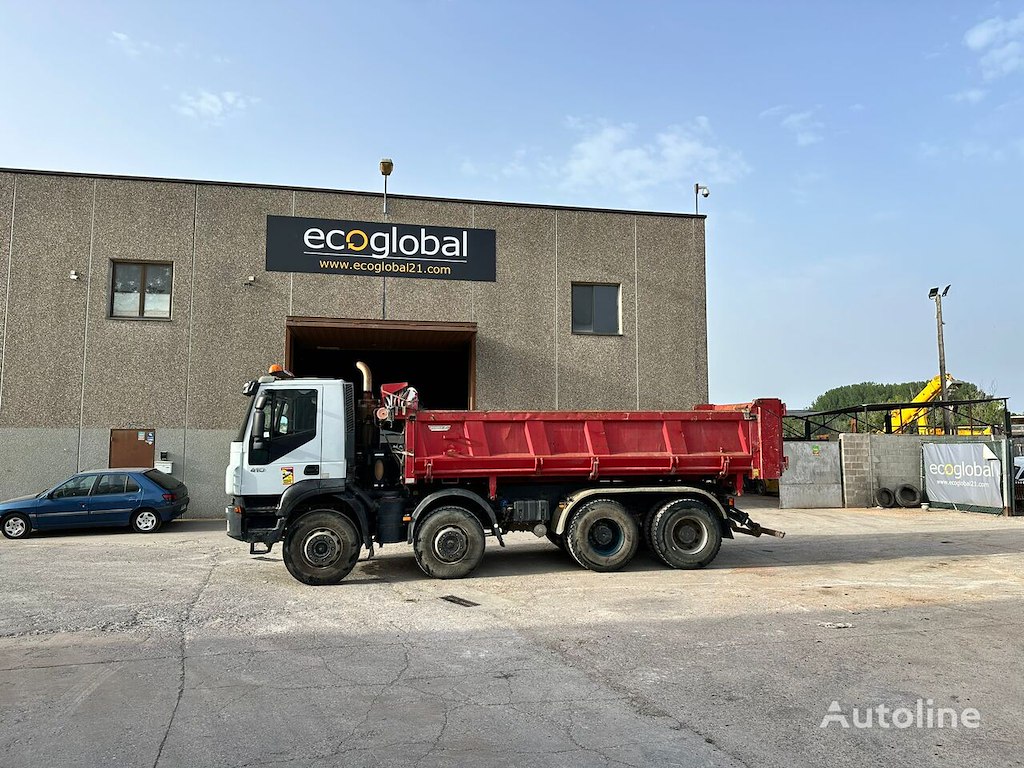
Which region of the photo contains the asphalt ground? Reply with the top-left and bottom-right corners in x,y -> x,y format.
1,499 -> 1023,767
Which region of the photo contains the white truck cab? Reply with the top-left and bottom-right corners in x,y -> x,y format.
226,376 -> 353,498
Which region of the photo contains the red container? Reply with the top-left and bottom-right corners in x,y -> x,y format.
400,399 -> 785,496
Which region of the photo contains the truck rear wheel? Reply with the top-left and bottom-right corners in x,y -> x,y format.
648,499 -> 722,569
413,506 -> 486,579
283,510 -> 361,586
565,499 -> 638,572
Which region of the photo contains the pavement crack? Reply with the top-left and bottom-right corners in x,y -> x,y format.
151,553 -> 217,768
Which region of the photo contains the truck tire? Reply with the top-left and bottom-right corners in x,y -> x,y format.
896,484 -> 922,508
546,531 -> 567,552
875,487 -> 896,508
413,506 -> 486,579
283,510 -> 361,586
648,499 -> 722,570
565,499 -> 638,572
642,503 -> 660,552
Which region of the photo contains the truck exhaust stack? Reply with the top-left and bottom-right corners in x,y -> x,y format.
355,361 -> 373,395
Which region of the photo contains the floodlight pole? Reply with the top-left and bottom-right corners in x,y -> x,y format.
931,287 -> 952,434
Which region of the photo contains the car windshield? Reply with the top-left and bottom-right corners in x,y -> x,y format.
144,469 -> 182,491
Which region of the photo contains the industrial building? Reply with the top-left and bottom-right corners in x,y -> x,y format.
0,168 -> 708,515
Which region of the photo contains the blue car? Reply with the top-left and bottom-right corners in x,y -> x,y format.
0,469 -> 189,539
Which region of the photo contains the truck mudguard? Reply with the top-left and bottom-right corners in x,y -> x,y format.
279,479 -> 373,548
407,488 -> 503,545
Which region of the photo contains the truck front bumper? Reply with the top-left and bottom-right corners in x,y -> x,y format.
225,502 -> 286,553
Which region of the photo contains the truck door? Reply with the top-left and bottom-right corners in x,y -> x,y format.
245,386 -> 324,495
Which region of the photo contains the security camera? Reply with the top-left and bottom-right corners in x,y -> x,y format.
700,187 -> 710,198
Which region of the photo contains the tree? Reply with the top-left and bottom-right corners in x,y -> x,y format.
795,379 -> 1005,436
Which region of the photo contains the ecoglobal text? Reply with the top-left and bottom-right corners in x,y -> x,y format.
303,226 -> 470,261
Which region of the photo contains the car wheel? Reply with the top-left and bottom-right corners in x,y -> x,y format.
1,512 -> 31,540
131,508 -> 162,533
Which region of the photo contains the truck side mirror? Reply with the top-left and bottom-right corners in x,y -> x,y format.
251,409 -> 267,452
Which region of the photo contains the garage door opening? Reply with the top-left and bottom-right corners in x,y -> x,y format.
286,318 -> 476,410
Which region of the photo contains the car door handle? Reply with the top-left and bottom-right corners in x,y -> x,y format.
303,465 -> 320,476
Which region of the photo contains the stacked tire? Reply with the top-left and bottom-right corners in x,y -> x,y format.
875,484 -> 923,508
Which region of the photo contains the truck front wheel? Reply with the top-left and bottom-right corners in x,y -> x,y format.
565,499 -> 639,572
413,506 -> 486,579
648,499 -> 722,569
283,510 -> 362,586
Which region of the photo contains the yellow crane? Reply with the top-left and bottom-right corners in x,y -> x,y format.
888,374 -> 991,435
889,374 -> 956,433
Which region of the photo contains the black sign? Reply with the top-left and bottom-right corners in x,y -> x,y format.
266,216 -> 496,282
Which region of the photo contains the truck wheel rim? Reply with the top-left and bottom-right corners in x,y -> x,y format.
136,512 -> 157,531
433,526 -> 469,563
304,529 -> 342,567
4,518 -> 24,537
671,517 -> 708,554
588,519 -> 623,557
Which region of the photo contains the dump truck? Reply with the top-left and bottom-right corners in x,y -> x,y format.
226,364 -> 786,585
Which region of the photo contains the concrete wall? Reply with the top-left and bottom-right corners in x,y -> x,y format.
0,169 -> 708,516
840,433 -> 1007,508
780,442 -> 843,508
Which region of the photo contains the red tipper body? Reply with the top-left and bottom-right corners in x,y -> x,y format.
400,399 -> 786,497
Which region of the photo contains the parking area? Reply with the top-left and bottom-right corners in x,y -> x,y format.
1,502 -> 1023,768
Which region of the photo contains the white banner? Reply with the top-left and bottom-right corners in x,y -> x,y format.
922,443 -> 1003,509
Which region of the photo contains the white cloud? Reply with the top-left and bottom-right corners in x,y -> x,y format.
758,104 -> 788,119
964,13 -> 1024,51
980,40 -> 1024,79
560,117 -> 750,195
109,31 -> 160,57
174,90 -> 258,125
917,139 -> 1004,162
949,88 -> 987,104
759,105 -> 825,146
963,13 -> 1024,79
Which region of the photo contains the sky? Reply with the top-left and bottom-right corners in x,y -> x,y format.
1,1 -> 1022,411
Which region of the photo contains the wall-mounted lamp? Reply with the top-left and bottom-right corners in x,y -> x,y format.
380,157 -> 394,216
694,183 -> 710,214
244,274 -> 256,287
69,270 -> 79,281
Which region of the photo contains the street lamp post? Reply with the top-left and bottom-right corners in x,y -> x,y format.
929,285 -> 952,434
380,158 -> 394,319
380,158 -> 394,216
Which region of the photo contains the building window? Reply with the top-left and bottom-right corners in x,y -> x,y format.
111,262 -> 172,319
571,283 -> 621,335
